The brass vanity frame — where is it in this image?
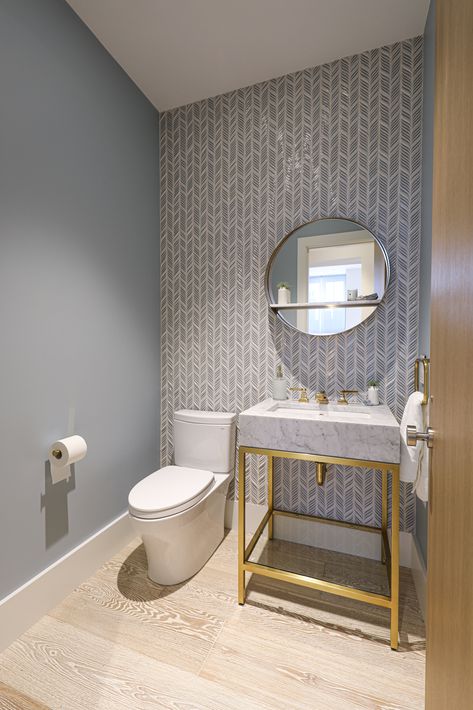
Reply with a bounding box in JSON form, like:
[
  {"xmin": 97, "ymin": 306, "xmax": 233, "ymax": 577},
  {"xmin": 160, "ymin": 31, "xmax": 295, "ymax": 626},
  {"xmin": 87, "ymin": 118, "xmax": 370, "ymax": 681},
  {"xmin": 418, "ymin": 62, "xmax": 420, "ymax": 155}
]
[{"xmin": 238, "ymin": 446, "xmax": 400, "ymax": 650}]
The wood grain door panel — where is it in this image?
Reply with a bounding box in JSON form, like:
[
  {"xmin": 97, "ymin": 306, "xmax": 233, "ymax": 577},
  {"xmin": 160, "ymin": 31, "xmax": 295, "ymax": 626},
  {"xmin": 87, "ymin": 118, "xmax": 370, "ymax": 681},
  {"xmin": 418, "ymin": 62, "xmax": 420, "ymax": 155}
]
[{"xmin": 426, "ymin": 0, "xmax": 473, "ymax": 707}]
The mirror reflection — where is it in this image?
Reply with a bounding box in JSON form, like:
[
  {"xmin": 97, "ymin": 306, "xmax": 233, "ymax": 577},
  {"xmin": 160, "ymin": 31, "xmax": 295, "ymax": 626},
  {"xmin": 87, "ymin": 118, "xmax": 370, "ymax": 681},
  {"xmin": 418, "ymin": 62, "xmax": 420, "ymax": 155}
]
[{"xmin": 266, "ymin": 218, "xmax": 389, "ymax": 336}]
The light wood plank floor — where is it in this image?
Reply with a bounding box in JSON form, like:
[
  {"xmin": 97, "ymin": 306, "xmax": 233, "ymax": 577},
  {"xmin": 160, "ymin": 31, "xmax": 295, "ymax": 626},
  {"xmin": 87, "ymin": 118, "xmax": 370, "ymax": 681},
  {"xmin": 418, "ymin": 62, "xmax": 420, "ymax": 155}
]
[{"xmin": 0, "ymin": 532, "xmax": 425, "ymax": 709}]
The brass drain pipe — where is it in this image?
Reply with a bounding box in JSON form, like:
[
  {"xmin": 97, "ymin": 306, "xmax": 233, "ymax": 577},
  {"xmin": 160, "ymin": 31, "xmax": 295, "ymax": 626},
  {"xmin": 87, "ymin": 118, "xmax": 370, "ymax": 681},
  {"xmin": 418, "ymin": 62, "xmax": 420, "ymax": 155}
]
[{"xmin": 316, "ymin": 462, "xmax": 327, "ymax": 486}]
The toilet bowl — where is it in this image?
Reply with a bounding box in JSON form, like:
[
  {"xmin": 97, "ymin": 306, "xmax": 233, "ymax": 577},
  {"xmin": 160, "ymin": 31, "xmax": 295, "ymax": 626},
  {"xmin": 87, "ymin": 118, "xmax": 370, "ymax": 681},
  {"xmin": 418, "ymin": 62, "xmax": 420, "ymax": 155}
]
[{"xmin": 128, "ymin": 410, "xmax": 236, "ymax": 585}]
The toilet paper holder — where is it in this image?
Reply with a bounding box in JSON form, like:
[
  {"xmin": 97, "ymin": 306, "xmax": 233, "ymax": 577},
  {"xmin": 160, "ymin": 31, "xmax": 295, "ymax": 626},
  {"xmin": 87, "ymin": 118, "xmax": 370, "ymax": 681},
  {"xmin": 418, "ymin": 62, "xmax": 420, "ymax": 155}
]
[{"xmin": 48, "ymin": 436, "xmax": 87, "ymax": 484}]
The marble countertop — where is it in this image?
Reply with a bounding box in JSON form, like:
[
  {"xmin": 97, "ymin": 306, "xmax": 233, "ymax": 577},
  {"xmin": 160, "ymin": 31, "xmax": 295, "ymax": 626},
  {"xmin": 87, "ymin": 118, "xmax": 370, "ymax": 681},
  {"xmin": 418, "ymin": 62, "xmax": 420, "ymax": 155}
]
[{"xmin": 238, "ymin": 398, "xmax": 400, "ymax": 464}]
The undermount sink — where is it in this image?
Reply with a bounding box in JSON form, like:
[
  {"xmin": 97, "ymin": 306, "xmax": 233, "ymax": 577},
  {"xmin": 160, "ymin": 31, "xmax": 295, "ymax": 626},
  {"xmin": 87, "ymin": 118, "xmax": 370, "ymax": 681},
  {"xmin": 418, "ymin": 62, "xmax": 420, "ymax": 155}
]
[
  {"xmin": 268, "ymin": 402, "xmax": 371, "ymax": 420},
  {"xmin": 238, "ymin": 398, "xmax": 400, "ymax": 463}
]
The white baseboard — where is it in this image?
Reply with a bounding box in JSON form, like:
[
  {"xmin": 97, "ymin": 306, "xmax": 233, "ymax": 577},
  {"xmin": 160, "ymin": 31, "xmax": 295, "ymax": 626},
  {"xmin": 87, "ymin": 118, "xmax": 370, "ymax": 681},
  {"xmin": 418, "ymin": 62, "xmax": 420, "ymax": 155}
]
[
  {"xmin": 225, "ymin": 500, "xmax": 424, "ymax": 606},
  {"xmin": 0, "ymin": 512, "xmax": 134, "ymax": 652},
  {"xmin": 225, "ymin": 499, "xmax": 266, "ymax": 532},
  {"xmin": 410, "ymin": 538, "xmax": 427, "ymax": 620}
]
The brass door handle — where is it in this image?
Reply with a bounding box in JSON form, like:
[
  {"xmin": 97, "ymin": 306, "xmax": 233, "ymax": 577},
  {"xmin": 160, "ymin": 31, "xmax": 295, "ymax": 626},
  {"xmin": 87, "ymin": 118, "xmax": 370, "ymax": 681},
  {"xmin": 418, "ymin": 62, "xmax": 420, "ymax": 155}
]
[{"xmin": 406, "ymin": 425, "xmax": 434, "ymax": 449}]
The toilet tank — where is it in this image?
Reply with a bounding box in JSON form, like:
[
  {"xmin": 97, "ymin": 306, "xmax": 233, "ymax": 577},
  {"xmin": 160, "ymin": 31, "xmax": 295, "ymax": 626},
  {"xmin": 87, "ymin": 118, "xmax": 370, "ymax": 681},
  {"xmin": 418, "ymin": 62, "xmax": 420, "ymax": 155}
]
[{"xmin": 173, "ymin": 410, "xmax": 237, "ymax": 473}]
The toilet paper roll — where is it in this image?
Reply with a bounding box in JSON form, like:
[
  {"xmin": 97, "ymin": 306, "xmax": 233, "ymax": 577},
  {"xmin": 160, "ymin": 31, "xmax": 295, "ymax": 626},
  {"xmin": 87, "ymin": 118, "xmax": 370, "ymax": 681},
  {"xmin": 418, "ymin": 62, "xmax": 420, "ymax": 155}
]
[{"xmin": 48, "ymin": 435, "xmax": 87, "ymax": 484}]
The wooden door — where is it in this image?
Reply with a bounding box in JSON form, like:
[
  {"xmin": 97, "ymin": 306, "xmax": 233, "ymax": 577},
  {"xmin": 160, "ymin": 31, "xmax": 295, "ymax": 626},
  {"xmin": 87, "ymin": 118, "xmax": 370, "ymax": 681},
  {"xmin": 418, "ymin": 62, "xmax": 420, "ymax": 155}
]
[{"xmin": 426, "ymin": 0, "xmax": 473, "ymax": 707}]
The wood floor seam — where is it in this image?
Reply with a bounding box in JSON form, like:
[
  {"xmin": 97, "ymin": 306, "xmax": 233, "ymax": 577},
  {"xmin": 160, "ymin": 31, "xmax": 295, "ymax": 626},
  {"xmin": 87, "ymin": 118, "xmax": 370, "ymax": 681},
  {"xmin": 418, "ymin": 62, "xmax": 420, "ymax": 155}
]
[{"xmin": 195, "ymin": 600, "xmax": 239, "ymax": 678}]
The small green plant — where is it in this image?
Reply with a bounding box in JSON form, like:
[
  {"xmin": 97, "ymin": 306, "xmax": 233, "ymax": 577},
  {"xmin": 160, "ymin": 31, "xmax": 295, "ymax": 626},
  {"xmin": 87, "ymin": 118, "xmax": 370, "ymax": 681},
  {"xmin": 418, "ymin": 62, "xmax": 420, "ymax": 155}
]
[
  {"xmin": 277, "ymin": 282, "xmax": 290, "ymax": 289},
  {"xmin": 367, "ymin": 379, "xmax": 380, "ymax": 388}
]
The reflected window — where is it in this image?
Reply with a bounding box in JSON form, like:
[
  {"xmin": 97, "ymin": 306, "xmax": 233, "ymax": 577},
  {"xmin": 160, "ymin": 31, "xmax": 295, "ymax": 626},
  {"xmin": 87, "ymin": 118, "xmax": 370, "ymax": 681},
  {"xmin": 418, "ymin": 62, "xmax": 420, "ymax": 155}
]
[
  {"xmin": 307, "ymin": 262, "xmax": 363, "ymax": 334},
  {"xmin": 308, "ymin": 266, "xmax": 348, "ymax": 333}
]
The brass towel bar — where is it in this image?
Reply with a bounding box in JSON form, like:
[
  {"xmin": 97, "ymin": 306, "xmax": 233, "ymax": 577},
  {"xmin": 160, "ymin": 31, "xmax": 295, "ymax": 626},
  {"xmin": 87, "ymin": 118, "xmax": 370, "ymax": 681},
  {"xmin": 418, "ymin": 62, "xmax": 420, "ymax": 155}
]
[{"xmin": 414, "ymin": 356, "xmax": 430, "ymax": 405}]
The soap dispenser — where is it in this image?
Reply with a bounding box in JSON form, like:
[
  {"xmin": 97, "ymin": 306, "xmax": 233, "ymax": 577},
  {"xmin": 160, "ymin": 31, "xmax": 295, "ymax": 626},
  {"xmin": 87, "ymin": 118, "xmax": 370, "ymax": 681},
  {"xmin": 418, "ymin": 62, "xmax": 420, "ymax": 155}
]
[{"xmin": 272, "ymin": 364, "xmax": 288, "ymax": 400}]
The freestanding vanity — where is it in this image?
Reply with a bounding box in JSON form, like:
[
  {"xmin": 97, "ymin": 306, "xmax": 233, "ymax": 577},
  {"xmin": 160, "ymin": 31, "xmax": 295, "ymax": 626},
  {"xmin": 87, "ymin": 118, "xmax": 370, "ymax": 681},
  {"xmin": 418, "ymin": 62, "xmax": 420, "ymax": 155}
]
[{"xmin": 237, "ymin": 399, "xmax": 401, "ymax": 650}]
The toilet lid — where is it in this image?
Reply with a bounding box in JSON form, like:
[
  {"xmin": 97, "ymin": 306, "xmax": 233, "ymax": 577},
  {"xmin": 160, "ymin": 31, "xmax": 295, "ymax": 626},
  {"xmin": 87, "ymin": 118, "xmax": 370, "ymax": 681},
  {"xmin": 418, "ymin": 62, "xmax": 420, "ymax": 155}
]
[{"xmin": 128, "ymin": 465, "xmax": 215, "ymax": 520}]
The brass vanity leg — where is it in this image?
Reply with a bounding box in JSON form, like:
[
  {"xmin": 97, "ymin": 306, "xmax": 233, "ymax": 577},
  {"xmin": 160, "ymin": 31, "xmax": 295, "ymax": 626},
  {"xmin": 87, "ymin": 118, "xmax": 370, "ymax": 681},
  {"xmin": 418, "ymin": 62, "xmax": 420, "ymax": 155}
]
[
  {"xmin": 268, "ymin": 455, "xmax": 274, "ymax": 540},
  {"xmin": 381, "ymin": 469, "xmax": 388, "ymax": 564},
  {"xmin": 238, "ymin": 448, "xmax": 246, "ymax": 605},
  {"xmin": 390, "ymin": 466, "xmax": 400, "ymax": 650}
]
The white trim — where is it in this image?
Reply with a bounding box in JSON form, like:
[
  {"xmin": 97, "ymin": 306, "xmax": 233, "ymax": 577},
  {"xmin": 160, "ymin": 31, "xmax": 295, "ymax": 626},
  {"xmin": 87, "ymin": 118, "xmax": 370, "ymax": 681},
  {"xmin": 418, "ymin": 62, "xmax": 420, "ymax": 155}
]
[
  {"xmin": 225, "ymin": 500, "xmax": 425, "ymax": 609},
  {"xmin": 0, "ymin": 512, "xmax": 134, "ymax": 652},
  {"xmin": 225, "ymin": 499, "xmax": 264, "ymax": 532},
  {"xmin": 410, "ymin": 537, "xmax": 427, "ymax": 620}
]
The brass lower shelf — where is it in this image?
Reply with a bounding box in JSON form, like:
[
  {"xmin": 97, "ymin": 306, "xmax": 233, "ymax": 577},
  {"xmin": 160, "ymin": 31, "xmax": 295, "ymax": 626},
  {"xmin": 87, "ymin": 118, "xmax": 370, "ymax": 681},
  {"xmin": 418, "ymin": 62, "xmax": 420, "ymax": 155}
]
[
  {"xmin": 243, "ymin": 511, "xmax": 392, "ymax": 609},
  {"xmin": 247, "ymin": 524, "xmax": 391, "ymax": 598}
]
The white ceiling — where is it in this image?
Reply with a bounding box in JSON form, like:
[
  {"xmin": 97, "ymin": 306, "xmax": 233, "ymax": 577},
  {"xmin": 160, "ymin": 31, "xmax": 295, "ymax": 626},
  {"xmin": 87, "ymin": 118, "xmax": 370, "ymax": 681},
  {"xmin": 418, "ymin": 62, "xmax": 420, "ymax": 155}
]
[{"xmin": 66, "ymin": 0, "xmax": 429, "ymax": 112}]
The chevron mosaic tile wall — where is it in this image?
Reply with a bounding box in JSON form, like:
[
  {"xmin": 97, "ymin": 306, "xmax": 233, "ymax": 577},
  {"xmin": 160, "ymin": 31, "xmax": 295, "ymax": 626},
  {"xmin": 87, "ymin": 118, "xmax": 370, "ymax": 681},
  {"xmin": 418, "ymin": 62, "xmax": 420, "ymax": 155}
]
[{"xmin": 160, "ymin": 37, "xmax": 423, "ymax": 532}]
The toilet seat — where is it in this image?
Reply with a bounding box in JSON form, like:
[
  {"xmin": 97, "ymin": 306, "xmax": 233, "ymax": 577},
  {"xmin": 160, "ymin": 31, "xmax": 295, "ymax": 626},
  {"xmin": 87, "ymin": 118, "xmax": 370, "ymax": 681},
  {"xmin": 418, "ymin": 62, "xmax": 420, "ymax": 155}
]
[{"xmin": 128, "ymin": 465, "xmax": 215, "ymax": 520}]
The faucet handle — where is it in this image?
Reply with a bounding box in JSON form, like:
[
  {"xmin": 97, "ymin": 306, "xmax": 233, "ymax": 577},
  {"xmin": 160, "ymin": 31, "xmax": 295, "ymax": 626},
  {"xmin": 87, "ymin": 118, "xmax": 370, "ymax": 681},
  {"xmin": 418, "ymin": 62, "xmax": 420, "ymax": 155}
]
[
  {"xmin": 289, "ymin": 387, "xmax": 309, "ymax": 404},
  {"xmin": 315, "ymin": 391, "xmax": 329, "ymax": 404},
  {"xmin": 337, "ymin": 389, "xmax": 359, "ymax": 405}
]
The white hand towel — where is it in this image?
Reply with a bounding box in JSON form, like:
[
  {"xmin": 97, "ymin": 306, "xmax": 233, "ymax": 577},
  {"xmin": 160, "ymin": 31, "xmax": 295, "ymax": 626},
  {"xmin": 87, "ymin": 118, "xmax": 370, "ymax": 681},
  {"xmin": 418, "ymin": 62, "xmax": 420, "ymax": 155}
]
[
  {"xmin": 400, "ymin": 392, "xmax": 425, "ymax": 483},
  {"xmin": 414, "ymin": 437, "xmax": 429, "ymax": 502}
]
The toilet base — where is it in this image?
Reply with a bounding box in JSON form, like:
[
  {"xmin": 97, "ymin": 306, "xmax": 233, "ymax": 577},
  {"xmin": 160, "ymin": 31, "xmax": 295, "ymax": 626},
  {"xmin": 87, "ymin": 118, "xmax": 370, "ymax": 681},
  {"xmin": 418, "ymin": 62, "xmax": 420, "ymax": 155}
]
[{"xmin": 129, "ymin": 473, "xmax": 231, "ymax": 585}]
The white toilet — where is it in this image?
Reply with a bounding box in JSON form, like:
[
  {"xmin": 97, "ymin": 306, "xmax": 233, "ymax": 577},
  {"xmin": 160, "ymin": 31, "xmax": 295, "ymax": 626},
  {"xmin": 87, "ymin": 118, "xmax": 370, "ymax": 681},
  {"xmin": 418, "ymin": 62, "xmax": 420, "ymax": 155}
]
[{"xmin": 128, "ymin": 410, "xmax": 236, "ymax": 585}]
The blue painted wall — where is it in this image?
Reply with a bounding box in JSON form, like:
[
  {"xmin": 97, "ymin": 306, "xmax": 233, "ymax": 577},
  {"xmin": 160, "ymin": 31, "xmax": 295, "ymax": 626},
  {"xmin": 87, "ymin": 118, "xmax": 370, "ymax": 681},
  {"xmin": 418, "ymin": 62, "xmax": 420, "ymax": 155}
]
[
  {"xmin": 416, "ymin": 0, "xmax": 435, "ymax": 567},
  {"xmin": 0, "ymin": 0, "xmax": 160, "ymax": 598}
]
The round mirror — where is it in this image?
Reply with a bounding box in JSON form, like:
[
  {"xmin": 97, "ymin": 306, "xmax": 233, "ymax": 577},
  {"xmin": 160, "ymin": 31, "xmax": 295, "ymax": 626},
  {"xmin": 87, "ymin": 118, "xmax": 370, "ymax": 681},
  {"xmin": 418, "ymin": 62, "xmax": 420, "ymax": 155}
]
[{"xmin": 265, "ymin": 218, "xmax": 390, "ymax": 336}]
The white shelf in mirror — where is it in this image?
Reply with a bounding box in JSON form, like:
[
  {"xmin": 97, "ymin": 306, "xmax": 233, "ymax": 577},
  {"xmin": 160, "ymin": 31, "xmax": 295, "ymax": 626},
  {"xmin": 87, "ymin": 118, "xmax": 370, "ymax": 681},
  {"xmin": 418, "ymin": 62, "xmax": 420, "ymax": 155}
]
[{"xmin": 270, "ymin": 299, "xmax": 382, "ymax": 310}]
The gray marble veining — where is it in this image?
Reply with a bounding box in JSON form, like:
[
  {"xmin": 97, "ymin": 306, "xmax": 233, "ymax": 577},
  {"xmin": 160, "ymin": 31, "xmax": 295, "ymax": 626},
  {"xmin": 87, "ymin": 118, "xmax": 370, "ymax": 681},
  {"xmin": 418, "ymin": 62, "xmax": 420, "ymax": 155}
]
[{"xmin": 239, "ymin": 399, "xmax": 400, "ymax": 464}]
